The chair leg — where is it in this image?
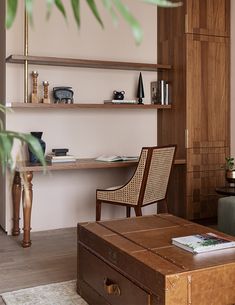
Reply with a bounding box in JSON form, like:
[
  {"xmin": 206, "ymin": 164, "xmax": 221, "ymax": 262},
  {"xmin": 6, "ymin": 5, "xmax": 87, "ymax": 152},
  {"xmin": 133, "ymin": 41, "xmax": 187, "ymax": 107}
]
[
  {"xmin": 134, "ymin": 206, "xmax": 142, "ymax": 217},
  {"xmin": 126, "ymin": 206, "xmax": 131, "ymax": 218},
  {"xmin": 96, "ymin": 200, "xmax": 102, "ymax": 221}
]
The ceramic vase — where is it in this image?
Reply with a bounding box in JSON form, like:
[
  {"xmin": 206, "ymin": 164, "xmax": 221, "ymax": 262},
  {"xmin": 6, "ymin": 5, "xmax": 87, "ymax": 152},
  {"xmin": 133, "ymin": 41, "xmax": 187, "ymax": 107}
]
[{"xmin": 28, "ymin": 131, "xmax": 46, "ymax": 163}]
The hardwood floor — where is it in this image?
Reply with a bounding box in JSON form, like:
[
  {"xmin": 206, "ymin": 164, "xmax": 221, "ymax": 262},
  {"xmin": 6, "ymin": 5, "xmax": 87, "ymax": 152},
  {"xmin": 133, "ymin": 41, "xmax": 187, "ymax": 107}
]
[{"xmin": 0, "ymin": 227, "xmax": 77, "ymax": 302}]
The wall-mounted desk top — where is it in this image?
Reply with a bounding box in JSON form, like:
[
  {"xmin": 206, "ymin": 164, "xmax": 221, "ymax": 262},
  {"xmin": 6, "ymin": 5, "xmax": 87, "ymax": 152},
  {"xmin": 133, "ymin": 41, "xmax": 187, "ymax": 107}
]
[
  {"xmin": 15, "ymin": 158, "xmax": 138, "ymax": 172},
  {"xmin": 12, "ymin": 158, "xmax": 186, "ymax": 248},
  {"xmin": 15, "ymin": 158, "xmax": 186, "ymax": 172}
]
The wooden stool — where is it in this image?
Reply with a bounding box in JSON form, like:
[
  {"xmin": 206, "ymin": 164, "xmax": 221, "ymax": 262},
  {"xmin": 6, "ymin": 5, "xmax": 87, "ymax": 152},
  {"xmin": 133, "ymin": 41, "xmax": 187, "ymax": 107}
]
[{"xmin": 218, "ymin": 196, "xmax": 235, "ymax": 236}]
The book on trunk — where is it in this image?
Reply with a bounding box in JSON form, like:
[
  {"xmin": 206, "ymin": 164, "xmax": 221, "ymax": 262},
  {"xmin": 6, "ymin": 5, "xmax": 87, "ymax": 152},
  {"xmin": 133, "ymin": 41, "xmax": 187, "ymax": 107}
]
[{"xmin": 172, "ymin": 233, "xmax": 235, "ymax": 254}]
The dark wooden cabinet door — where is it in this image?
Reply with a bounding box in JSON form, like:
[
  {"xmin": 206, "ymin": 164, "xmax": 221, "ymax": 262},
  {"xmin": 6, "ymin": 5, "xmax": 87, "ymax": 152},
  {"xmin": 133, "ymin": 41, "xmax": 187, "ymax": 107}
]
[
  {"xmin": 186, "ymin": 169, "xmax": 225, "ymax": 219},
  {"xmin": 186, "ymin": 34, "xmax": 230, "ymax": 149},
  {"xmin": 185, "ymin": 0, "xmax": 230, "ymax": 37},
  {"xmin": 186, "ymin": 147, "xmax": 228, "ymax": 219}
]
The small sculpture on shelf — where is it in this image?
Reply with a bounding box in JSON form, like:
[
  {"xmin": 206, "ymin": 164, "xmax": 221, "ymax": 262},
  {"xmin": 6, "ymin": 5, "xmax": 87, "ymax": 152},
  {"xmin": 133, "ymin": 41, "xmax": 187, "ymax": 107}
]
[
  {"xmin": 137, "ymin": 72, "xmax": 144, "ymax": 104},
  {"xmin": 53, "ymin": 87, "xmax": 74, "ymax": 104},
  {"xmin": 31, "ymin": 71, "xmax": 39, "ymax": 103},
  {"xmin": 113, "ymin": 90, "xmax": 125, "ymax": 100},
  {"xmin": 42, "ymin": 81, "xmax": 50, "ymax": 104}
]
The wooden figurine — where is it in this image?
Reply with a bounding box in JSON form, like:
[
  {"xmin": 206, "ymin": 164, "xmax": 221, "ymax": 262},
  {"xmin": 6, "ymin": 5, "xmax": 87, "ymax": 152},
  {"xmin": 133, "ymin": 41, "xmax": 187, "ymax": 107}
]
[
  {"xmin": 42, "ymin": 81, "xmax": 50, "ymax": 104},
  {"xmin": 31, "ymin": 71, "xmax": 39, "ymax": 103}
]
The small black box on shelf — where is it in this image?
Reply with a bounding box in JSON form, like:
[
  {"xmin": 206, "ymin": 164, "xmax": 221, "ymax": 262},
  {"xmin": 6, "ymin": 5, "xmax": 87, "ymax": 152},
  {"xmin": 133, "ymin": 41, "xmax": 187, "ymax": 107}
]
[{"xmin": 52, "ymin": 148, "xmax": 69, "ymax": 156}]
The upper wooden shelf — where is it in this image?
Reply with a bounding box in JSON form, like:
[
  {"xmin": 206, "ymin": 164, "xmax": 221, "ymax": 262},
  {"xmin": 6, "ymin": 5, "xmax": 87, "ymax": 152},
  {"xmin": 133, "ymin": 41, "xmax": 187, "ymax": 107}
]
[
  {"xmin": 8, "ymin": 102, "xmax": 171, "ymax": 110},
  {"xmin": 6, "ymin": 55, "xmax": 171, "ymax": 71}
]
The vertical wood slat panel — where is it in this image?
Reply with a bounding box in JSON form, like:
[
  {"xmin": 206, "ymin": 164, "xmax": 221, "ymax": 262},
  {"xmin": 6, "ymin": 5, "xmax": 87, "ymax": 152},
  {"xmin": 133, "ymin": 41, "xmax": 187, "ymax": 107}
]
[
  {"xmin": 187, "ymin": 147, "xmax": 229, "ymax": 172},
  {"xmin": 186, "ymin": 34, "xmax": 230, "ymax": 148},
  {"xmin": 158, "ymin": 0, "xmax": 230, "ymax": 220},
  {"xmin": 186, "ymin": 170, "xmax": 225, "ymax": 219},
  {"xmin": 186, "ymin": 0, "xmax": 230, "ymax": 37}
]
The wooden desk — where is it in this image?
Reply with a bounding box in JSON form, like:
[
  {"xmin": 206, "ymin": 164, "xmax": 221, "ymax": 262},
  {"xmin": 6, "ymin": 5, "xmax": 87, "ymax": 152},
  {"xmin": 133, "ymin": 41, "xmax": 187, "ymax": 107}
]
[{"xmin": 12, "ymin": 158, "xmax": 186, "ymax": 247}]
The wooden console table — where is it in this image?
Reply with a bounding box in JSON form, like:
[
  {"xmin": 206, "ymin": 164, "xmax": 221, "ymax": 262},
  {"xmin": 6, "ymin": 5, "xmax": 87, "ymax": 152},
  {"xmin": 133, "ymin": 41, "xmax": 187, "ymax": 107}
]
[{"xmin": 12, "ymin": 158, "xmax": 185, "ymax": 247}]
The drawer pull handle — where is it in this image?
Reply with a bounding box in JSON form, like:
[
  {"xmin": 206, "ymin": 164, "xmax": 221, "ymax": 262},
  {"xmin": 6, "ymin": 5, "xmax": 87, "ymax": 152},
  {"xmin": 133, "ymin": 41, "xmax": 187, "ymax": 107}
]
[{"xmin": 103, "ymin": 277, "xmax": 121, "ymax": 296}]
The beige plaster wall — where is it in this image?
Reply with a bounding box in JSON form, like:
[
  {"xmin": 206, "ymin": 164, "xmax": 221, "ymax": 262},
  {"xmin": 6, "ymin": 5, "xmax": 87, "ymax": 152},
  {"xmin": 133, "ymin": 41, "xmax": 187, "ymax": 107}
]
[{"xmin": 4, "ymin": 1, "xmax": 158, "ymax": 232}]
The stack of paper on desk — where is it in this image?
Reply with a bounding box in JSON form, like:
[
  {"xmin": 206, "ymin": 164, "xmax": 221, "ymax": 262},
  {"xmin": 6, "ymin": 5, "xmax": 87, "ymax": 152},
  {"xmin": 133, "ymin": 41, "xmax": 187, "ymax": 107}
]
[
  {"xmin": 46, "ymin": 154, "xmax": 76, "ymax": 163},
  {"xmin": 96, "ymin": 155, "xmax": 138, "ymax": 162}
]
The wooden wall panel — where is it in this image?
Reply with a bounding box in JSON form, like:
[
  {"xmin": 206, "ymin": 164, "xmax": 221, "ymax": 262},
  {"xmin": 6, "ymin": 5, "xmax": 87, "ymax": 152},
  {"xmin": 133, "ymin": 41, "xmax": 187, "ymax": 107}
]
[
  {"xmin": 186, "ymin": 34, "xmax": 230, "ymax": 148},
  {"xmin": 157, "ymin": 0, "xmax": 230, "ymax": 220},
  {"xmin": 167, "ymin": 164, "xmax": 186, "ymax": 218},
  {"xmin": 187, "ymin": 147, "xmax": 229, "ymax": 172},
  {"xmin": 186, "ymin": 170, "xmax": 225, "ymax": 219},
  {"xmin": 157, "ymin": 36, "xmax": 186, "ymax": 159},
  {"xmin": 185, "ymin": 0, "xmax": 230, "ymax": 37}
]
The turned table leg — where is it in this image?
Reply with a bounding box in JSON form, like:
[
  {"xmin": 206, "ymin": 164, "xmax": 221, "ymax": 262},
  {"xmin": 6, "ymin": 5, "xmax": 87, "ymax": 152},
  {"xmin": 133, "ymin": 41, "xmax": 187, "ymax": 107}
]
[
  {"xmin": 12, "ymin": 171, "xmax": 22, "ymax": 236},
  {"xmin": 22, "ymin": 171, "xmax": 33, "ymax": 248}
]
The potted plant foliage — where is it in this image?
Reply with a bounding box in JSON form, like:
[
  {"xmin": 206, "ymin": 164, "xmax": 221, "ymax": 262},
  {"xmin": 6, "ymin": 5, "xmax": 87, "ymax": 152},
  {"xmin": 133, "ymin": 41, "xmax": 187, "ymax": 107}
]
[
  {"xmin": 0, "ymin": 105, "xmax": 46, "ymax": 171},
  {"xmin": 225, "ymin": 157, "xmax": 235, "ymax": 184}
]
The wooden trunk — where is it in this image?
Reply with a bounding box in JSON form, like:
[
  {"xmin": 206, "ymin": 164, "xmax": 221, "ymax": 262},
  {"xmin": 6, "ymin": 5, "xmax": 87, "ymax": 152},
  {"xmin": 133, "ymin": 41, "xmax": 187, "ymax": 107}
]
[{"xmin": 77, "ymin": 214, "xmax": 235, "ymax": 305}]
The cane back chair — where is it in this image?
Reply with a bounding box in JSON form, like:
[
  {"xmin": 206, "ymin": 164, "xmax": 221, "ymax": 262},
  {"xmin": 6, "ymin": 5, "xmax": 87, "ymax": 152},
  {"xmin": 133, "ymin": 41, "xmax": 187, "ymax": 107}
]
[{"xmin": 96, "ymin": 145, "xmax": 176, "ymax": 221}]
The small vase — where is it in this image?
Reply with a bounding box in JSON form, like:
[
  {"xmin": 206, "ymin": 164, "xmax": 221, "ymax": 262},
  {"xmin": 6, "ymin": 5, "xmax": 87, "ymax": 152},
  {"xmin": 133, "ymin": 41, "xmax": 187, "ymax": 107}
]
[{"xmin": 28, "ymin": 131, "xmax": 46, "ymax": 164}]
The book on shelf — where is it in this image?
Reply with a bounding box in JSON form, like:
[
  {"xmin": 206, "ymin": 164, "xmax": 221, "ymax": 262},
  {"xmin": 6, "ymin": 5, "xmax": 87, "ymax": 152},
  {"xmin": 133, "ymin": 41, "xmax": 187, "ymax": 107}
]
[
  {"xmin": 104, "ymin": 100, "xmax": 137, "ymax": 104},
  {"xmin": 45, "ymin": 154, "xmax": 76, "ymax": 163},
  {"xmin": 96, "ymin": 155, "xmax": 138, "ymax": 162},
  {"xmin": 172, "ymin": 232, "xmax": 235, "ymax": 254}
]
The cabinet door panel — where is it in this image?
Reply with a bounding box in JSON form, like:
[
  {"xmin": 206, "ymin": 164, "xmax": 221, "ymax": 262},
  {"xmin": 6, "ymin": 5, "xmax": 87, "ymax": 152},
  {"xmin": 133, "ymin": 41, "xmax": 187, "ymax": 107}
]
[
  {"xmin": 186, "ymin": 170, "xmax": 225, "ymax": 219},
  {"xmin": 185, "ymin": 0, "xmax": 230, "ymax": 37},
  {"xmin": 187, "ymin": 147, "xmax": 229, "ymax": 172},
  {"xmin": 186, "ymin": 34, "xmax": 230, "ymax": 148}
]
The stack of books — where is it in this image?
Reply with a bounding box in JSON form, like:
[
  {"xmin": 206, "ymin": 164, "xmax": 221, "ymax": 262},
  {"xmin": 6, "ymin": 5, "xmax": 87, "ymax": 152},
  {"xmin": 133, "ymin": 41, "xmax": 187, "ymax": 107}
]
[{"xmin": 46, "ymin": 154, "xmax": 76, "ymax": 164}]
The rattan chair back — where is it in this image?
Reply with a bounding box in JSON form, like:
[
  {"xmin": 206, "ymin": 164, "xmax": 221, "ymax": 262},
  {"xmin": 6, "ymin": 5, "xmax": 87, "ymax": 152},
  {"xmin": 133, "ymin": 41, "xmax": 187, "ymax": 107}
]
[
  {"xmin": 140, "ymin": 145, "xmax": 176, "ymax": 206},
  {"xmin": 96, "ymin": 145, "xmax": 176, "ymax": 220}
]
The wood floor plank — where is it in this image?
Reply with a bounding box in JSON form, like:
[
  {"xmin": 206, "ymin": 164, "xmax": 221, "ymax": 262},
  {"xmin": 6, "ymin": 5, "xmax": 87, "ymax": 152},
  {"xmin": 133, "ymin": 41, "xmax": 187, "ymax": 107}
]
[{"xmin": 0, "ymin": 227, "xmax": 77, "ymax": 295}]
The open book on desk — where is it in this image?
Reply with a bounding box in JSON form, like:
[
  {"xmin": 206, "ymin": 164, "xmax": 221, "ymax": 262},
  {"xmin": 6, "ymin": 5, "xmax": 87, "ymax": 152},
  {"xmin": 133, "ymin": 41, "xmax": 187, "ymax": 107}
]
[{"xmin": 96, "ymin": 155, "xmax": 138, "ymax": 162}]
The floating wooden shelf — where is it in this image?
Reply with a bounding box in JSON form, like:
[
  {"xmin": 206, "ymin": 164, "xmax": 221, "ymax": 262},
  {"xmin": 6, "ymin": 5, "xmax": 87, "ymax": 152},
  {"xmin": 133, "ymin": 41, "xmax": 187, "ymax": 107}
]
[
  {"xmin": 6, "ymin": 55, "xmax": 171, "ymax": 71},
  {"xmin": 8, "ymin": 102, "xmax": 172, "ymax": 110}
]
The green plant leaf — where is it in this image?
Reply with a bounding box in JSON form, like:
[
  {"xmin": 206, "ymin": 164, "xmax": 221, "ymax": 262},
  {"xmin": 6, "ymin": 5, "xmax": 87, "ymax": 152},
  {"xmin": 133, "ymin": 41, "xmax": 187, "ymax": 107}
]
[
  {"xmin": 71, "ymin": 0, "xmax": 80, "ymax": 28},
  {"xmin": 112, "ymin": 0, "xmax": 143, "ymax": 45},
  {"xmin": 6, "ymin": 0, "xmax": 18, "ymax": 29},
  {"xmin": 55, "ymin": 0, "xmax": 67, "ymax": 19},
  {"xmin": 6, "ymin": 0, "xmax": 182, "ymax": 44},
  {"xmin": 102, "ymin": 0, "xmax": 118, "ymax": 26},
  {"xmin": 0, "ymin": 131, "xmax": 46, "ymax": 169},
  {"xmin": 143, "ymin": 0, "xmax": 182, "ymax": 7},
  {"xmin": 86, "ymin": 0, "xmax": 104, "ymax": 27},
  {"xmin": 46, "ymin": 0, "xmax": 55, "ymax": 20},
  {"xmin": 0, "ymin": 133, "xmax": 14, "ymax": 171},
  {"xmin": 25, "ymin": 0, "xmax": 34, "ymax": 25}
]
